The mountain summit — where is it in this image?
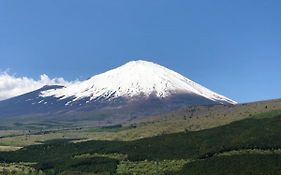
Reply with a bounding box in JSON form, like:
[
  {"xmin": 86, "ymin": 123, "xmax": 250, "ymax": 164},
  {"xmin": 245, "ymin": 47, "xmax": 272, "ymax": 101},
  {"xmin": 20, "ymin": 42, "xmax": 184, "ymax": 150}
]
[
  {"xmin": 0, "ymin": 60, "xmax": 236, "ymax": 126},
  {"xmin": 41, "ymin": 60, "xmax": 236, "ymax": 105}
]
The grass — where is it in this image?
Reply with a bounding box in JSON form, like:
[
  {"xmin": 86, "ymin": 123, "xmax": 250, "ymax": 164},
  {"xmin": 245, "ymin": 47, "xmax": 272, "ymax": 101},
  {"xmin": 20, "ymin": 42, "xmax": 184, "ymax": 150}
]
[
  {"xmin": 216, "ymin": 149, "xmax": 281, "ymax": 156},
  {"xmin": 117, "ymin": 160, "xmax": 189, "ymax": 175},
  {"xmin": 254, "ymin": 109, "xmax": 281, "ymax": 119},
  {"xmin": 0, "ymin": 146, "xmax": 22, "ymax": 152},
  {"xmin": 74, "ymin": 153, "xmax": 128, "ymax": 161},
  {"xmin": 87, "ymin": 124, "xmax": 136, "ymax": 133},
  {"xmin": 0, "ymin": 163, "xmax": 44, "ymax": 175},
  {"xmin": 179, "ymin": 154, "xmax": 281, "ymax": 175},
  {"xmin": 1, "ymin": 110, "xmax": 281, "ymax": 174},
  {"xmin": 1, "ymin": 98, "xmax": 281, "ymax": 148},
  {"xmin": 0, "ymin": 108, "xmax": 276, "ymax": 148},
  {"xmin": 0, "ymin": 99, "xmax": 281, "ymax": 174}
]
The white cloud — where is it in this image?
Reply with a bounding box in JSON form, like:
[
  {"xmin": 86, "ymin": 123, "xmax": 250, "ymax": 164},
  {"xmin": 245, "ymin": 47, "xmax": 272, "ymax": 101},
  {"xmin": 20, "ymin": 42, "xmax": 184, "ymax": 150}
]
[{"xmin": 0, "ymin": 72, "xmax": 75, "ymax": 101}]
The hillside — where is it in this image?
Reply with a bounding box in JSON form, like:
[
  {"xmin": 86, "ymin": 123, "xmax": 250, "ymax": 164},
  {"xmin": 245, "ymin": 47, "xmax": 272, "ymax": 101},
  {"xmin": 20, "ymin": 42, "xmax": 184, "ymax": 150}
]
[
  {"xmin": 0, "ymin": 98, "xmax": 281, "ymax": 148},
  {"xmin": 1, "ymin": 109, "xmax": 281, "ymax": 174}
]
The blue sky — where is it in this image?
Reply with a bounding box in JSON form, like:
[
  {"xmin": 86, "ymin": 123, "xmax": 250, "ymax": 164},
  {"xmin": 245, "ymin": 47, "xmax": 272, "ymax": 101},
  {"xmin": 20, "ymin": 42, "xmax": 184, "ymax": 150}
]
[{"xmin": 0, "ymin": 0, "xmax": 281, "ymax": 103}]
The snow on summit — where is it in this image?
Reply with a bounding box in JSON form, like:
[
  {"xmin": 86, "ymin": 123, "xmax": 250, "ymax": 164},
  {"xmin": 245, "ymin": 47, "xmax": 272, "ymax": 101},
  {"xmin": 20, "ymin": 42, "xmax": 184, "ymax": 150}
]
[{"xmin": 41, "ymin": 60, "xmax": 236, "ymax": 104}]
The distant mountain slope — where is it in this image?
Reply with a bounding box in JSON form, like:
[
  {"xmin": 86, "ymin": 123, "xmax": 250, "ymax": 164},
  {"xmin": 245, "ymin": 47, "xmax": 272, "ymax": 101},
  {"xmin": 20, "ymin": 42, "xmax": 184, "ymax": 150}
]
[
  {"xmin": 0, "ymin": 85, "xmax": 65, "ymax": 117},
  {"xmin": 0, "ymin": 60, "xmax": 236, "ymax": 124}
]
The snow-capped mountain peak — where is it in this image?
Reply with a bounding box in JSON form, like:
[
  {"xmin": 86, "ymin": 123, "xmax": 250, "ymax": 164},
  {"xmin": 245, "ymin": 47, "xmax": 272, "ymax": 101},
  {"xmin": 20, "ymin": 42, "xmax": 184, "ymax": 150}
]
[{"xmin": 41, "ymin": 60, "xmax": 236, "ymax": 104}]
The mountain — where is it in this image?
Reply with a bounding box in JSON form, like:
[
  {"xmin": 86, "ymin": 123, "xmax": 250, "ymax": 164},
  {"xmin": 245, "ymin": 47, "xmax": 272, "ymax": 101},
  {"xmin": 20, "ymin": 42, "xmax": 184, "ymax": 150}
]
[
  {"xmin": 41, "ymin": 60, "xmax": 235, "ymax": 104},
  {"xmin": 0, "ymin": 60, "xmax": 236, "ymax": 126}
]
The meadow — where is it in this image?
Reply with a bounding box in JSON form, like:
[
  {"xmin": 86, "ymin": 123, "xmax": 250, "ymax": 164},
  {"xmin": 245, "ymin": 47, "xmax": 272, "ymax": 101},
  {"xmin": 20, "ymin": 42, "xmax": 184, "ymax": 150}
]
[
  {"xmin": 1, "ymin": 98, "xmax": 281, "ymax": 147},
  {"xmin": 0, "ymin": 99, "xmax": 281, "ymax": 174},
  {"xmin": 1, "ymin": 109, "xmax": 281, "ymax": 174}
]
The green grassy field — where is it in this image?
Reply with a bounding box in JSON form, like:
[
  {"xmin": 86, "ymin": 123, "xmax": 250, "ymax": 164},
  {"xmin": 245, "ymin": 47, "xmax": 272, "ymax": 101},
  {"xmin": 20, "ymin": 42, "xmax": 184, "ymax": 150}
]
[
  {"xmin": 1, "ymin": 109, "xmax": 281, "ymax": 174},
  {"xmin": 1, "ymin": 99, "xmax": 281, "ymax": 148},
  {"xmin": 0, "ymin": 163, "xmax": 44, "ymax": 175},
  {"xmin": 0, "ymin": 99, "xmax": 281, "ymax": 174}
]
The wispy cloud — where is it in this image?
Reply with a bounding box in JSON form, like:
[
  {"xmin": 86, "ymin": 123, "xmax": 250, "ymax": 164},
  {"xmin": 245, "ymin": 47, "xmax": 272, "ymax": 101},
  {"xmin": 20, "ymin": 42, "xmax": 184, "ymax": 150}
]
[{"xmin": 0, "ymin": 72, "xmax": 75, "ymax": 101}]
